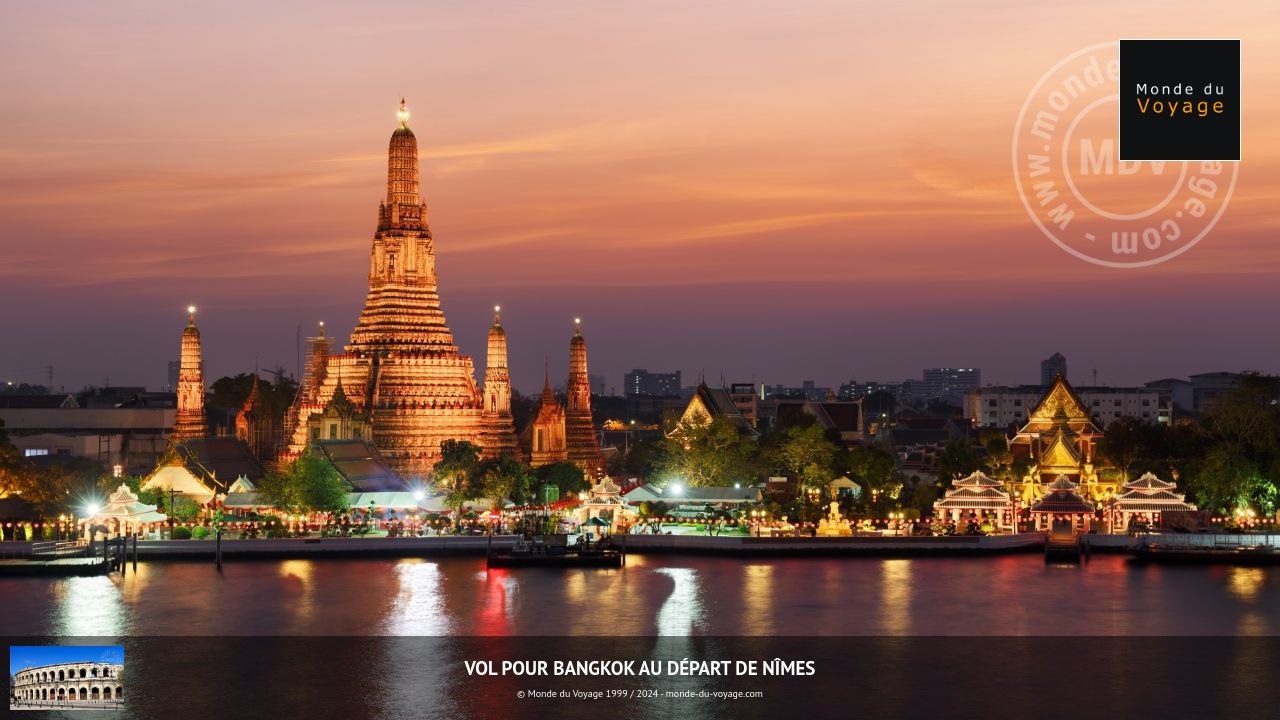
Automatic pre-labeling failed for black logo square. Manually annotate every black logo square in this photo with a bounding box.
[1119,39,1240,161]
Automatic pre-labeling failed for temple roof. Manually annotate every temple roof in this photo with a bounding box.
[1030,491,1094,514]
[1123,472,1177,491]
[1028,374,1090,423]
[953,471,1003,488]
[314,440,404,492]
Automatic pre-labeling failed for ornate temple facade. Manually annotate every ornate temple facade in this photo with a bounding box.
[172,306,208,441]
[234,373,280,465]
[527,371,569,467]
[1008,373,1115,502]
[284,102,517,475]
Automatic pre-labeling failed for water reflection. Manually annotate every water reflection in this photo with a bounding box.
[741,565,774,636]
[475,568,518,636]
[3,555,1279,637]
[654,567,705,636]
[877,560,912,635]
[383,561,452,635]
[1227,567,1266,600]
[51,576,128,636]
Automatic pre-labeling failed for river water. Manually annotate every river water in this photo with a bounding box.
[3,554,1278,636]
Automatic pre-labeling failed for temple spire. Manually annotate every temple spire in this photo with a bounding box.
[173,305,208,441]
[397,98,410,128]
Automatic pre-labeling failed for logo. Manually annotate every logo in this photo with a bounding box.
[1013,42,1238,268]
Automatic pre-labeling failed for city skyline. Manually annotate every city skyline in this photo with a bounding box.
[3,1,1280,393]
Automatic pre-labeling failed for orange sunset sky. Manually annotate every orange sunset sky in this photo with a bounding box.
[2,0,1278,393]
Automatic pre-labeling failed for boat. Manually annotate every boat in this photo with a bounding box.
[1130,534,1280,565]
[486,533,624,568]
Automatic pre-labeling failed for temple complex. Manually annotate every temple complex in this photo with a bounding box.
[171,306,208,441]
[564,320,605,475]
[1008,373,1114,502]
[283,101,517,475]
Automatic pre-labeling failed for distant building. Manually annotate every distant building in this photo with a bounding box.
[1145,372,1244,415]
[727,383,759,426]
[1040,352,1068,385]
[166,360,180,392]
[763,381,830,401]
[838,380,913,403]
[589,374,608,397]
[0,403,174,474]
[966,383,1170,428]
[919,368,981,403]
[624,369,681,397]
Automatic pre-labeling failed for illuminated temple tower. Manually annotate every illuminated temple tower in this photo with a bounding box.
[480,306,520,459]
[564,319,605,474]
[285,100,486,475]
[172,306,209,441]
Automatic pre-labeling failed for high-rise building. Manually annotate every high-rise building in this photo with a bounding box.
[172,306,208,441]
[624,369,681,397]
[1041,352,1068,385]
[166,360,180,393]
[920,368,981,402]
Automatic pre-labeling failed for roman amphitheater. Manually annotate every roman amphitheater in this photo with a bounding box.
[11,661,123,706]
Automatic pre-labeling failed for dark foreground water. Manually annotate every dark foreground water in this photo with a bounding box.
[2,554,1279,636]
[5,556,1280,719]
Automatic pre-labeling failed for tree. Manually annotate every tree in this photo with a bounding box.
[656,410,756,487]
[1099,416,1146,484]
[258,449,349,515]
[534,461,589,498]
[846,445,898,508]
[477,455,533,509]
[5,457,111,517]
[433,440,484,521]
[933,440,982,489]
[779,423,839,489]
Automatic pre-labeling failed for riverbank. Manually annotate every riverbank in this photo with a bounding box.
[1,533,1065,561]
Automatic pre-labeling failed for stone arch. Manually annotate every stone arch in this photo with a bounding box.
[104,687,112,700]
[91,667,99,677]
[80,668,87,678]
[42,688,48,700]
[116,686,123,699]
[91,686,100,700]
[59,669,65,681]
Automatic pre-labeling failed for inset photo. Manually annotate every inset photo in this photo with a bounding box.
[9,645,124,711]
